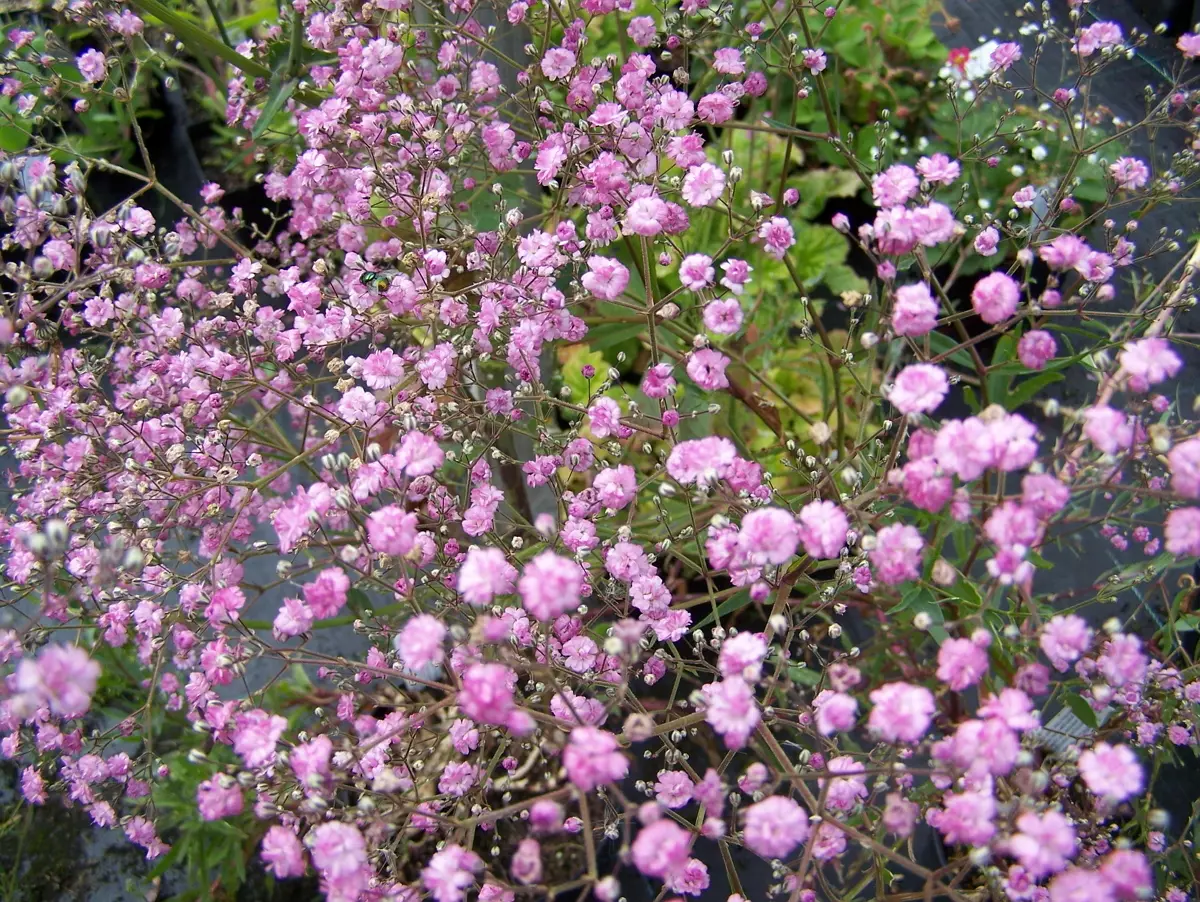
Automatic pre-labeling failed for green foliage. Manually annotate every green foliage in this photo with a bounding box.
[149,749,252,900]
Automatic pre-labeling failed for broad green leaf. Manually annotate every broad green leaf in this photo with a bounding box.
[1065,693,1100,730]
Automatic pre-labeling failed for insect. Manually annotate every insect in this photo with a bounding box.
[360,269,398,292]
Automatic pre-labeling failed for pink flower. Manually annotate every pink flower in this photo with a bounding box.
[917,153,961,185]
[758,216,796,259]
[742,795,810,859]
[974,226,1000,256]
[361,348,405,389]
[632,819,692,879]
[337,386,380,424]
[868,681,935,742]
[1178,32,1200,58]
[1097,634,1147,688]
[587,396,623,438]
[702,677,760,748]
[703,298,744,334]
[582,256,630,300]
[628,16,657,47]
[713,47,745,74]
[563,727,628,791]
[892,283,939,336]
[197,775,244,821]
[1048,868,1116,902]
[395,431,445,476]
[595,465,637,510]
[76,48,107,84]
[232,708,287,768]
[1076,21,1124,57]
[972,272,1020,323]
[873,165,919,208]
[1018,330,1057,370]
[666,436,738,488]
[367,505,418,556]
[12,644,100,719]
[869,524,925,584]
[1040,614,1092,672]
[738,507,799,565]
[1168,437,1200,498]
[682,163,726,207]
[395,614,447,672]
[802,49,827,72]
[1110,157,1149,190]
[990,41,1022,70]
[457,546,517,605]
[1165,507,1200,556]
[1082,405,1136,455]
[686,348,731,391]
[679,253,715,290]
[510,838,542,885]
[718,632,768,681]
[1118,337,1182,392]
[1008,810,1077,879]
[519,550,584,620]
[813,690,858,734]
[936,637,989,691]
[422,844,483,902]
[261,825,307,878]
[1099,849,1152,901]
[931,789,996,846]
[883,794,919,838]
[540,47,576,80]
[303,567,349,619]
[625,195,669,236]
[889,364,949,415]
[460,662,517,726]
[797,500,849,559]
[1078,743,1144,802]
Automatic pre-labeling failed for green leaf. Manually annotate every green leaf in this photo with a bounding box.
[789,664,822,687]
[560,344,611,409]
[925,331,975,371]
[986,334,1017,402]
[821,262,869,297]
[347,587,370,613]
[1064,693,1100,730]
[792,167,862,220]
[893,586,949,643]
[587,321,645,352]
[696,590,751,629]
[789,223,850,287]
[252,76,298,140]
[1005,371,1064,411]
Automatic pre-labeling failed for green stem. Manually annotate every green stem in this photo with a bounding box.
[201,0,233,47]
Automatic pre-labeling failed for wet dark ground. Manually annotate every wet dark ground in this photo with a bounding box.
[3,1,1200,899]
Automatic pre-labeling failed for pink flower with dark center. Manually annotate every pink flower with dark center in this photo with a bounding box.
[686,348,731,391]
